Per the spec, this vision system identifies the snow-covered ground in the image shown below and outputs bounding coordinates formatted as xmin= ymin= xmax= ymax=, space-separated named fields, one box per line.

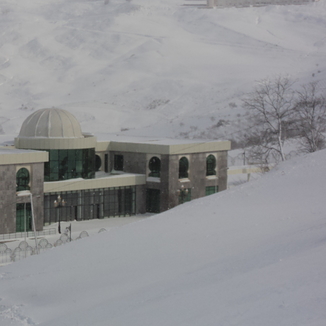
xmin=0 ymin=215 xmax=151 ymax=253
xmin=0 ymin=0 xmax=325 ymax=145
xmin=1 ymin=1 xmax=326 ymax=324
xmin=1 ymin=147 xmax=326 ymax=326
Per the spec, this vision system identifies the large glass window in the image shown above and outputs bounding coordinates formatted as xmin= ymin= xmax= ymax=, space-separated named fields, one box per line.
xmin=16 ymin=168 xmax=30 ymax=191
xmin=206 ymin=155 xmax=217 ymax=176
xmin=179 ymin=157 xmax=189 ymax=179
xmin=44 ymin=148 xmax=95 ymax=181
xmin=43 ymin=186 xmax=136 ymax=224
xmin=149 ymin=156 xmax=161 ymax=178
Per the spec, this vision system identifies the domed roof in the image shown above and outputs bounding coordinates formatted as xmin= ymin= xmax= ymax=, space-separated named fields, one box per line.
xmin=18 ymin=108 xmax=83 ymax=139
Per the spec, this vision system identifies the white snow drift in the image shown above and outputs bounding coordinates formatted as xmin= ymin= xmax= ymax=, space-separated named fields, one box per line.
xmin=1 ymin=148 xmax=326 ymax=326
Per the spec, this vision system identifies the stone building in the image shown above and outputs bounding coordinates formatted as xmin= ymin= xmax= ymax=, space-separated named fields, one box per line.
xmin=0 ymin=108 xmax=230 ymax=234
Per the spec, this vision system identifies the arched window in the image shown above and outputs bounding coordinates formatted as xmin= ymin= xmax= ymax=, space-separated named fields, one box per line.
xmin=179 ymin=157 xmax=189 ymax=179
xmin=95 ymin=155 xmax=102 ymax=172
xmin=206 ymin=155 xmax=216 ymax=176
xmin=149 ymin=156 xmax=161 ymax=178
xmin=16 ymin=168 xmax=30 ymax=191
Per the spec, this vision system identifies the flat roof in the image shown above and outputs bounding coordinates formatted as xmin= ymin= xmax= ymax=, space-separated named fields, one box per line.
xmin=0 ymin=147 xmax=48 ymax=165
xmin=44 ymin=173 xmax=146 ymax=192
xmin=96 ymin=134 xmax=231 ymax=154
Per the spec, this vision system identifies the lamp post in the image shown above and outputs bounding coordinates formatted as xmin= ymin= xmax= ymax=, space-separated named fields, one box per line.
xmin=177 ymin=185 xmax=189 ymax=204
xmin=54 ymin=195 xmax=65 ymax=234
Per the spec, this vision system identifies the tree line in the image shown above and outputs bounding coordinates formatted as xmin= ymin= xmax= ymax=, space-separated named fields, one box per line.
xmin=242 ymin=77 xmax=326 ymax=164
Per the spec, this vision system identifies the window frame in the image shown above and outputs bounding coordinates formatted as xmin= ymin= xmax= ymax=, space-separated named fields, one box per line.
xmin=179 ymin=157 xmax=189 ymax=179
xmin=206 ymin=154 xmax=217 ymax=176
xmin=148 ymin=156 xmax=161 ymax=178
xmin=16 ymin=167 xmax=30 ymax=192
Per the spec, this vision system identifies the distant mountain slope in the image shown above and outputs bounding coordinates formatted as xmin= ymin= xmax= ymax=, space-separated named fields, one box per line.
xmin=1 ymin=147 xmax=326 ymax=326
xmin=0 ymin=0 xmax=325 ymax=142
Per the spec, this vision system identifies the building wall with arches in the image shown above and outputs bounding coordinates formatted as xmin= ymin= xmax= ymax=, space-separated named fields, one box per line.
xmin=0 ymin=162 xmax=16 ymax=234
xmin=157 ymin=151 xmax=228 ymax=212
xmin=100 ymin=145 xmax=229 ymax=213
xmin=0 ymin=141 xmax=230 ymax=234
xmin=0 ymin=108 xmax=231 ymax=235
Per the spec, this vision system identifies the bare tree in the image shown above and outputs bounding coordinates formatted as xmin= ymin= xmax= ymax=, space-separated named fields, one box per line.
xmin=242 ymin=76 xmax=296 ymax=163
xmin=294 ymin=82 xmax=326 ymax=153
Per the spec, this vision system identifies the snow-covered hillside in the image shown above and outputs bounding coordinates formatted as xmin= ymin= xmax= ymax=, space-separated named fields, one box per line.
xmin=0 ymin=0 xmax=325 ymax=142
xmin=1 ymin=149 xmax=326 ymax=326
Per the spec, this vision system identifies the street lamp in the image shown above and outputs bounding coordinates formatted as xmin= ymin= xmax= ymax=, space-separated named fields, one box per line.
xmin=177 ymin=185 xmax=189 ymax=204
xmin=54 ymin=195 xmax=65 ymax=234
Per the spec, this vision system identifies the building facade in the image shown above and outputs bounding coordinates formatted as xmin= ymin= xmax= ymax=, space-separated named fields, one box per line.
xmin=0 ymin=108 xmax=231 ymax=234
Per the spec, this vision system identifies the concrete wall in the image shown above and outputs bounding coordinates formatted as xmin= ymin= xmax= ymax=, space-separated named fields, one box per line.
xmin=110 ymin=151 xmax=147 ymax=174
xmin=146 ymin=151 xmax=229 ymax=212
xmin=135 ymin=184 xmax=147 ymax=214
xmin=0 ymin=164 xmax=16 ymax=234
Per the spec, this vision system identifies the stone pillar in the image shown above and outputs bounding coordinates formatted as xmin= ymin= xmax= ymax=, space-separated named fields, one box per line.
xmin=31 ymin=163 xmax=45 ymax=231
xmin=135 ymin=185 xmax=146 ymax=214
xmin=217 ymin=151 xmax=228 ymax=191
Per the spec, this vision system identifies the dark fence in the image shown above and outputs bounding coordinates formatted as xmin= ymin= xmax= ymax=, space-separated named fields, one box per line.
xmin=0 ymin=228 xmax=56 ymax=241
xmin=0 ymin=228 xmax=107 ymax=266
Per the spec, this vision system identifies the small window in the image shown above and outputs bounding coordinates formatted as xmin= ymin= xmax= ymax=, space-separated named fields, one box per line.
xmin=114 ymin=155 xmax=124 ymax=171
xmin=149 ymin=156 xmax=161 ymax=178
xmin=206 ymin=155 xmax=216 ymax=176
xmin=104 ymin=154 xmax=109 ymax=173
xmin=95 ymin=155 xmax=102 ymax=171
xmin=16 ymin=168 xmax=30 ymax=192
xmin=179 ymin=157 xmax=189 ymax=179
xmin=205 ymin=186 xmax=218 ymax=196
xmin=16 ymin=203 xmax=32 ymax=232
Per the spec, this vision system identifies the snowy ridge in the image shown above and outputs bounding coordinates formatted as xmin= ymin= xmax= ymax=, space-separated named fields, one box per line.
xmin=0 ymin=0 xmax=325 ymax=143
xmin=1 ymin=149 xmax=326 ymax=325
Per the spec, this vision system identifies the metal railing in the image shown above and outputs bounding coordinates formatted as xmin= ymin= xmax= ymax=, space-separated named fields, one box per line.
xmin=0 ymin=228 xmax=107 ymax=266
xmin=0 ymin=228 xmax=56 ymax=241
